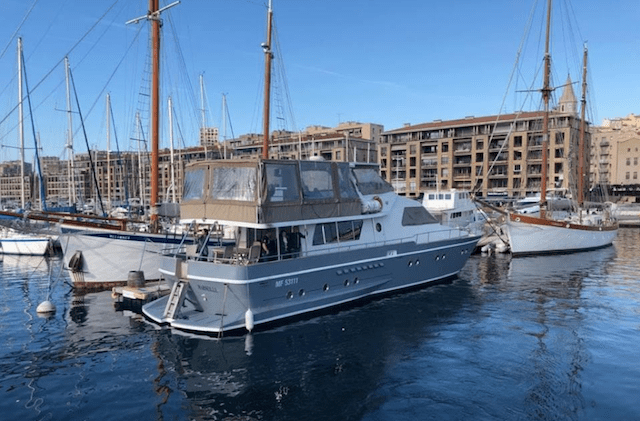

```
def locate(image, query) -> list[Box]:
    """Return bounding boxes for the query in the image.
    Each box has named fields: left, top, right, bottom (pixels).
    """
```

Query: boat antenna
left=262, top=0, right=273, bottom=159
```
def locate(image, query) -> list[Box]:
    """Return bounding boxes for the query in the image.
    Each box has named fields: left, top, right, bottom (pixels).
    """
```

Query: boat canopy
left=180, top=159, right=380, bottom=224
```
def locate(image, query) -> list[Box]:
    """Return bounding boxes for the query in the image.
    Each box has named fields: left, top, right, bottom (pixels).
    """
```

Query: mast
left=261, top=0, right=273, bottom=159
left=65, top=56, right=76, bottom=206
left=540, top=0, right=552, bottom=219
left=200, top=73, right=206, bottom=128
left=106, top=93, right=112, bottom=209
left=221, top=93, right=227, bottom=159
left=149, top=0, right=160, bottom=228
left=18, top=38, right=25, bottom=209
left=168, top=96, right=176, bottom=203
left=578, top=44, right=588, bottom=210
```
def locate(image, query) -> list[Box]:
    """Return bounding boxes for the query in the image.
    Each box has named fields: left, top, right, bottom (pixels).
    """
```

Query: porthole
left=415, top=259, right=420, bottom=266
left=376, top=223, right=382, bottom=232
left=298, top=289, right=305, bottom=297
left=344, top=279, right=350, bottom=287
left=323, top=284, right=330, bottom=292
left=286, top=291, right=293, bottom=299
left=354, top=277, right=359, bottom=285
left=408, top=260, right=413, bottom=267
left=435, top=255, right=440, bottom=261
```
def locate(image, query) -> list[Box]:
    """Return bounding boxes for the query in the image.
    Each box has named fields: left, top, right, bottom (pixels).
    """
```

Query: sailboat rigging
left=503, top=0, right=618, bottom=255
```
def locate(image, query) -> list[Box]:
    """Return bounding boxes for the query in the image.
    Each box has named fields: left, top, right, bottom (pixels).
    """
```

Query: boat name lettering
left=109, top=234, right=131, bottom=240
left=275, top=277, right=298, bottom=288
left=197, top=285, right=218, bottom=293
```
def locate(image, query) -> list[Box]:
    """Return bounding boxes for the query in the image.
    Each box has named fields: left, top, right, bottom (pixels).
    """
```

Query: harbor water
left=1, top=229, right=639, bottom=420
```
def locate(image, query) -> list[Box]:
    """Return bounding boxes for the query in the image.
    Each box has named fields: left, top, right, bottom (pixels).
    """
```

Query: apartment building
left=0, top=161, right=33, bottom=208
left=227, top=122, right=379, bottom=163
left=380, top=83, right=587, bottom=199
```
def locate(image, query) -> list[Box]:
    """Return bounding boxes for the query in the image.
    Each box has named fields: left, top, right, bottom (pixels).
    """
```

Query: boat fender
left=68, top=251, right=83, bottom=272
left=245, top=309, right=254, bottom=332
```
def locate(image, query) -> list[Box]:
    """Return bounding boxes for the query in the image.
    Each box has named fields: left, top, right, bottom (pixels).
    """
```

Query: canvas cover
left=180, top=159, right=363, bottom=224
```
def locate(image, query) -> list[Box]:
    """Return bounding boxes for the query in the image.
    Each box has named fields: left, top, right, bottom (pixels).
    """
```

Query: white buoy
left=37, top=300, right=56, bottom=314
left=245, top=308, right=254, bottom=332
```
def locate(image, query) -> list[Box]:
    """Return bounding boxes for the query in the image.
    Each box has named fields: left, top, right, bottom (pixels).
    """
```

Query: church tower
left=558, top=75, right=578, bottom=115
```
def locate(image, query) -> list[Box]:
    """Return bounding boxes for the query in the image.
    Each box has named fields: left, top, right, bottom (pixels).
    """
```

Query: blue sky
left=1, top=0, right=639, bottom=161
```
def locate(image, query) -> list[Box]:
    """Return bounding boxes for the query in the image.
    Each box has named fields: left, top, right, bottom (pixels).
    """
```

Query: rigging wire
left=0, top=0, right=40, bottom=62
left=0, top=0, right=121, bottom=130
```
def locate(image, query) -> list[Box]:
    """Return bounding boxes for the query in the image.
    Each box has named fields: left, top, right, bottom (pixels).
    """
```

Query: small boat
left=422, top=189, right=486, bottom=236
left=511, top=190, right=572, bottom=215
left=0, top=228, right=52, bottom=256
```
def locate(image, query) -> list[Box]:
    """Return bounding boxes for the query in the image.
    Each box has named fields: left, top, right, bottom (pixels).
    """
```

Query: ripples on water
left=1, top=229, right=639, bottom=420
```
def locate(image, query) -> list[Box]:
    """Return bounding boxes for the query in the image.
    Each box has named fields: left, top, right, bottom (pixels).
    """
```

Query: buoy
left=37, top=300, right=56, bottom=314
left=245, top=308, right=254, bottom=332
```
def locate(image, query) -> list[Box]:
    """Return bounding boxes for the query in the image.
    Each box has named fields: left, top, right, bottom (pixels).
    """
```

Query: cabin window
left=352, top=167, right=394, bottom=195
left=211, top=167, right=256, bottom=201
left=337, top=164, right=359, bottom=199
left=300, top=161, right=334, bottom=200
left=312, top=220, right=363, bottom=245
left=182, top=168, right=206, bottom=201
left=401, top=207, right=438, bottom=226
left=265, top=163, right=300, bottom=202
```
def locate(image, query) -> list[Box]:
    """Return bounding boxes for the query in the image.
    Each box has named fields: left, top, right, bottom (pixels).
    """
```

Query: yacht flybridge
left=142, top=158, right=480, bottom=334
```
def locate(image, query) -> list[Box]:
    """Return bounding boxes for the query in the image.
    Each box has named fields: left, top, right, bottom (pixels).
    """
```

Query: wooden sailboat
left=504, top=0, right=618, bottom=255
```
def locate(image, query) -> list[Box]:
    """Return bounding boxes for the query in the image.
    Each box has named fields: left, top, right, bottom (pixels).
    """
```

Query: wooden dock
left=112, top=281, right=170, bottom=311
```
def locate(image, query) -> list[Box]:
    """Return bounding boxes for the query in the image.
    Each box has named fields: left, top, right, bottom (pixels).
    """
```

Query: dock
left=112, top=281, right=170, bottom=311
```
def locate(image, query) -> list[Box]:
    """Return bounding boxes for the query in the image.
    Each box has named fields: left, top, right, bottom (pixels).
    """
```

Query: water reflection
left=149, top=277, right=476, bottom=421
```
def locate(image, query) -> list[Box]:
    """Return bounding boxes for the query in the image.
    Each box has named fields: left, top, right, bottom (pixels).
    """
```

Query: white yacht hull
left=505, top=213, right=618, bottom=255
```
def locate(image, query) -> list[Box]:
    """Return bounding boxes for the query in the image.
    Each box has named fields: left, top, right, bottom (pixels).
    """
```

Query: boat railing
left=179, top=227, right=472, bottom=265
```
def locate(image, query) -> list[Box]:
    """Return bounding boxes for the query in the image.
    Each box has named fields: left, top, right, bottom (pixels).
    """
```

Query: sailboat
left=0, top=38, right=55, bottom=256
left=58, top=0, right=189, bottom=289
left=141, top=0, right=481, bottom=335
left=504, top=0, right=618, bottom=255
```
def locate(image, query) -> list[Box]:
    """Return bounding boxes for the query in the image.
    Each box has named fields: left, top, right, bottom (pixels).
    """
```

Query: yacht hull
left=142, top=235, right=479, bottom=334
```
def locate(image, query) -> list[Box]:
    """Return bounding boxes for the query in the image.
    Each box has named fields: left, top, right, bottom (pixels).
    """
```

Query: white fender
left=245, top=308, right=254, bottom=332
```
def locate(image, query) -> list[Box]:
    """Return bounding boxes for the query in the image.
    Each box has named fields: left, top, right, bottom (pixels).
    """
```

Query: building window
left=627, top=158, right=631, bottom=166
left=626, top=172, right=630, bottom=180
left=634, top=172, right=638, bottom=180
